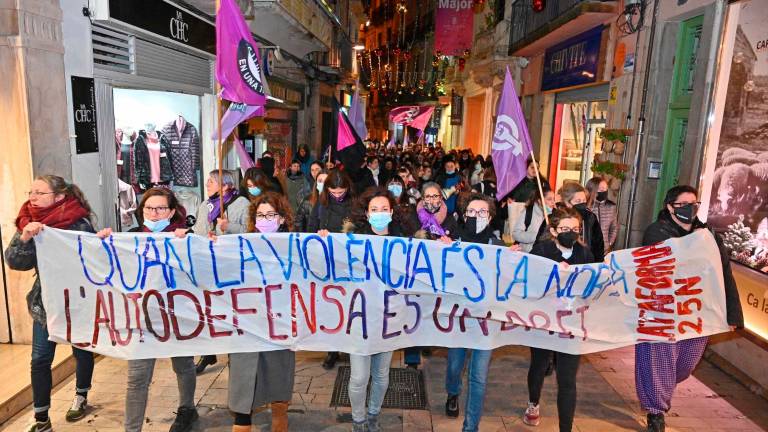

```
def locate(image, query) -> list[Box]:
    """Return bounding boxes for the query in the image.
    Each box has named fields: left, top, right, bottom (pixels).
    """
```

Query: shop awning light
left=267, top=95, right=284, bottom=103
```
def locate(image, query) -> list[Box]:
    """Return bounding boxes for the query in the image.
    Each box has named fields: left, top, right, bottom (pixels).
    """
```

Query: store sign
left=450, top=92, right=463, bottom=125
left=71, top=76, right=98, bottom=154
left=108, top=0, right=215, bottom=54
left=542, top=26, right=603, bottom=91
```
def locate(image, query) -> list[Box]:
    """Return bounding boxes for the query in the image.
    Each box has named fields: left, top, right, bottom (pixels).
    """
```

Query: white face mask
left=476, top=216, right=489, bottom=234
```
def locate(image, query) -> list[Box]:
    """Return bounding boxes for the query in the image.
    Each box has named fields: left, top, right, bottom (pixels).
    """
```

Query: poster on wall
left=434, top=1, right=473, bottom=56
left=707, top=1, right=768, bottom=274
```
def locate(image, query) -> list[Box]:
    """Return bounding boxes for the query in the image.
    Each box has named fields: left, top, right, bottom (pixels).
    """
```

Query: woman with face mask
left=242, top=167, right=271, bottom=198
left=635, top=185, right=743, bottom=432
left=522, top=208, right=594, bottom=432
left=469, top=156, right=485, bottom=186
left=415, top=182, right=459, bottom=242
left=585, top=177, right=618, bottom=253
left=308, top=169, right=354, bottom=369
left=343, top=188, right=400, bottom=432
left=513, top=188, right=556, bottom=253
left=443, top=193, right=509, bottom=431
left=534, top=182, right=604, bottom=262
left=5, top=175, right=97, bottom=432
left=229, top=192, right=296, bottom=432
left=96, top=188, right=198, bottom=432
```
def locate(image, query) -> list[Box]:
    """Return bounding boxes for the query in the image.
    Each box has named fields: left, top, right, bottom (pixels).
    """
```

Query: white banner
left=35, top=229, right=729, bottom=359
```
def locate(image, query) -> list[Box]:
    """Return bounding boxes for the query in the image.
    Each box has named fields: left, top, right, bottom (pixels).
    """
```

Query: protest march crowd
left=5, top=141, right=744, bottom=432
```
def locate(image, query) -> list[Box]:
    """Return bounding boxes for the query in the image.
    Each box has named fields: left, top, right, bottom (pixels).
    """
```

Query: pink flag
left=493, top=67, right=533, bottom=200
left=234, top=139, right=256, bottom=174
left=348, top=83, right=367, bottom=139
left=389, top=106, right=435, bottom=131
left=210, top=102, right=263, bottom=140
left=216, top=0, right=267, bottom=106
left=337, top=110, right=357, bottom=151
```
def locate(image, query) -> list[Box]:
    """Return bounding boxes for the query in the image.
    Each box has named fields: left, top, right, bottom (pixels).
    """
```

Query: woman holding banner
left=343, top=187, right=401, bottom=432
left=636, top=185, right=743, bottom=432
left=96, top=187, right=199, bottom=432
left=444, top=193, right=519, bottom=431
left=193, top=169, right=250, bottom=374
left=415, top=182, right=459, bottom=242
left=4, top=175, right=97, bottom=432
left=308, top=169, right=354, bottom=369
left=523, top=207, right=594, bottom=432
left=229, top=192, right=296, bottom=432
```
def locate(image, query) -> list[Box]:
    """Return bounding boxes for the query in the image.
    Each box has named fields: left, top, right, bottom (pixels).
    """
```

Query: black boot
left=169, top=407, right=199, bottom=432
left=322, top=352, right=340, bottom=370
left=195, top=355, right=217, bottom=375
left=445, top=394, right=459, bottom=418
left=647, top=413, right=665, bottom=432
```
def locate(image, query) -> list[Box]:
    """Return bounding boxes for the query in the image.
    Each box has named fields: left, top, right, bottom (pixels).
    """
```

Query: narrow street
left=4, top=346, right=767, bottom=431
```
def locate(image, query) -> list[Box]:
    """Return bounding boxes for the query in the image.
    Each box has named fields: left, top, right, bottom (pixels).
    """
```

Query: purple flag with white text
left=215, top=0, right=267, bottom=106
left=493, top=67, right=533, bottom=201
left=348, top=84, right=367, bottom=140
left=210, top=103, right=263, bottom=141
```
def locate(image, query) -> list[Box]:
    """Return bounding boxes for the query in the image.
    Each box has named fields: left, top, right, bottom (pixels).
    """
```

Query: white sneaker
left=523, top=402, right=541, bottom=426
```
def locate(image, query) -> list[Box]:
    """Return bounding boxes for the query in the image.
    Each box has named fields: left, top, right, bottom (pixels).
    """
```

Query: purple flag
left=348, top=84, right=367, bottom=139
left=216, top=0, right=267, bottom=106
left=493, top=67, right=533, bottom=201
left=210, top=103, right=263, bottom=141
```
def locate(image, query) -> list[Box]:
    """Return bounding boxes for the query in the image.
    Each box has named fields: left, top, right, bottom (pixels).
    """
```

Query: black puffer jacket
left=531, top=239, right=594, bottom=265
left=643, top=210, right=744, bottom=328
left=307, top=198, right=353, bottom=233
left=4, top=219, right=94, bottom=324
left=134, top=130, right=174, bottom=189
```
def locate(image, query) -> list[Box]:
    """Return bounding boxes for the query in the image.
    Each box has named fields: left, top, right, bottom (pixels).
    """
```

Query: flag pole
left=215, top=0, right=224, bottom=223
left=529, top=148, right=550, bottom=227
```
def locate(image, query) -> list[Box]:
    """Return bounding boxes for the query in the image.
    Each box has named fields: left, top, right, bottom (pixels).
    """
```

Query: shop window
left=551, top=100, right=607, bottom=191
left=112, top=88, right=202, bottom=231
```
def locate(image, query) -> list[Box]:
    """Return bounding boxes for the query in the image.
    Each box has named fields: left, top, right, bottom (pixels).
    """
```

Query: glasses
left=27, top=191, right=54, bottom=197
left=465, top=208, right=490, bottom=218
left=144, top=206, right=170, bottom=214
left=556, top=227, right=581, bottom=234
left=424, top=194, right=441, bottom=201
left=670, top=201, right=701, bottom=208
left=255, top=212, right=280, bottom=221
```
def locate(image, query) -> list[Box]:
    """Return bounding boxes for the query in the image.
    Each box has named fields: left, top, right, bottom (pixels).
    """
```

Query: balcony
left=250, top=0, right=335, bottom=57
left=508, top=0, right=617, bottom=56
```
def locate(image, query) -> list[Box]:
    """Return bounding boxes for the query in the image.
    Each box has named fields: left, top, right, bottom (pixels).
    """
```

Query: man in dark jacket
left=355, top=156, right=387, bottom=194
left=636, top=185, right=743, bottom=432
left=285, top=159, right=309, bottom=214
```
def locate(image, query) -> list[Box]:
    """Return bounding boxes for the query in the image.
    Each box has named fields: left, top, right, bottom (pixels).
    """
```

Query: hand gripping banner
left=34, top=229, right=729, bottom=360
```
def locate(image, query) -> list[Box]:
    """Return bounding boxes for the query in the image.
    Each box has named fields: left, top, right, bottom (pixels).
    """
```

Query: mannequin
left=134, top=124, right=174, bottom=191
left=162, top=115, right=201, bottom=187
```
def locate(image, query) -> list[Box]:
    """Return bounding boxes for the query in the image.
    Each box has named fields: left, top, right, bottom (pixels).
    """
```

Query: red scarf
left=15, top=196, right=90, bottom=231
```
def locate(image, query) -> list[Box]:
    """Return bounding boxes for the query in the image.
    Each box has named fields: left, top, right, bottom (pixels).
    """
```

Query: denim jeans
left=31, top=320, right=94, bottom=413
left=125, top=357, right=196, bottom=432
left=348, top=352, right=393, bottom=423
left=445, top=348, right=492, bottom=432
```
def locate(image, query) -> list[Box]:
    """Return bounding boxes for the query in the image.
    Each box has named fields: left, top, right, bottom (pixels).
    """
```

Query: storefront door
left=550, top=99, right=608, bottom=192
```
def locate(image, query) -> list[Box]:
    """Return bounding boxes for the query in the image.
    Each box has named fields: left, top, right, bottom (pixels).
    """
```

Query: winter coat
left=285, top=172, right=309, bottom=214
left=472, top=180, right=497, bottom=199
left=294, top=194, right=314, bottom=232
left=504, top=176, right=548, bottom=203
left=394, top=203, right=420, bottom=237
left=4, top=218, right=94, bottom=324
left=434, top=172, right=461, bottom=214
left=513, top=204, right=546, bottom=253
left=355, top=168, right=387, bottom=194
left=642, top=211, right=744, bottom=327
left=591, top=200, right=618, bottom=250
left=191, top=195, right=250, bottom=235
left=307, top=198, right=353, bottom=233
left=134, top=130, right=174, bottom=190
left=455, top=220, right=505, bottom=246
left=531, top=239, right=594, bottom=265
left=161, top=120, right=200, bottom=187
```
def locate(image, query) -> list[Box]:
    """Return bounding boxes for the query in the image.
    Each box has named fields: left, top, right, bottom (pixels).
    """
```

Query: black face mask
left=596, top=191, right=608, bottom=202
left=557, top=232, right=579, bottom=249
left=672, top=204, right=696, bottom=223
left=573, top=203, right=588, bottom=213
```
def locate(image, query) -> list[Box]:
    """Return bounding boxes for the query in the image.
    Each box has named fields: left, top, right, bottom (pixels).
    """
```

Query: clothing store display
left=134, top=129, right=174, bottom=191
left=175, top=189, right=201, bottom=227
left=162, top=117, right=201, bottom=187
left=117, top=179, right=137, bottom=229
left=146, top=133, right=161, bottom=183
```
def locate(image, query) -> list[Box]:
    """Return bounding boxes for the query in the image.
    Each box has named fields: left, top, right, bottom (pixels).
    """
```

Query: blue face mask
left=248, top=186, right=262, bottom=196
left=388, top=184, right=403, bottom=198
left=545, top=205, right=553, bottom=215
left=446, top=169, right=455, bottom=175
left=368, top=212, right=392, bottom=231
left=143, top=218, right=171, bottom=233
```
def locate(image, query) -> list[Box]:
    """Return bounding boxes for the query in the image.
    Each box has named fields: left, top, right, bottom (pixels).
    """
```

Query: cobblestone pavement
left=3, top=346, right=767, bottom=431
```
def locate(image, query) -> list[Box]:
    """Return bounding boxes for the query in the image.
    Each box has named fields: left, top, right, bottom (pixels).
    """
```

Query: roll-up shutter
left=554, top=84, right=610, bottom=103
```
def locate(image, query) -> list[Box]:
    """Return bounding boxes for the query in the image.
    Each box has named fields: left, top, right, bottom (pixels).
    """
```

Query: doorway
left=550, top=100, right=608, bottom=192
